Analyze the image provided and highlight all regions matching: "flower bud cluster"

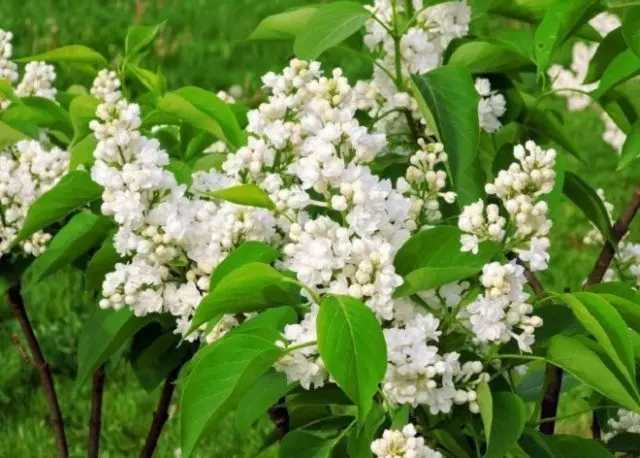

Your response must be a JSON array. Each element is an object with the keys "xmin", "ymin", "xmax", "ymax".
[
  {"xmin": 459, "ymin": 141, "xmax": 556, "ymax": 271},
  {"xmin": 15, "ymin": 61, "xmax": 57, "ymax": 100},
  {"xmin": 0, "ymin": 139, "xmax": 69, "ymax": 257},
  {"xmin": 382, "ymin": 300, "xmax": 487, "ymax": 413},
  {"xmin": 603, "ymin": 409, "xmax": 640, "ymax": 443},
  {"xmin": 462, "ymin": 261, "xmax": 542, "ymax": 352},
  {"xmin": 396, "ymin": 139, "xmax": 456, "ymax": 225},
  {"xmin": 371, "ymin": 424, "xmax": 443, "ymax": 458},
  {"xmin": 475, "ymin": 78, "xmax": 506, "ymax": 133}
]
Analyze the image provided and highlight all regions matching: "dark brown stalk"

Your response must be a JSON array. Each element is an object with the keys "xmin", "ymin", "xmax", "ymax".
[
  {"xmin": 7, "ymin": 283, "xmax": 69, "ymax": 457},
  {"xmin": 140, "ymin": 365, "xmax": 181, "ymax": 458},
  {"xmin": 585, "ymin": 187, "xmax": 640, "ymax": 287},
  {"xmin": 88, "ymin": 365, "xmax": 106, "ymax": 458},
  {"xmin": 268, "ymin": 397, "xmax": 290, "ymax": 440},
  {"xmin": 508, "ymin": 252, "xmax": 563, "ymax": 434}
]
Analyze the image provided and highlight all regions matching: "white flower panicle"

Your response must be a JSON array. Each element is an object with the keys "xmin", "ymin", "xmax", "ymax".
[
  {"xmin": 0, "ymin": 29, "xmax": 18, "ymax": 92},
  {"xmin": 0, "ymin": 139, "xmax": 69, "ymax": 257},
  {"xmin": 397, "ymin": 139, "xmax": 455, "ymax": 225},
  {"xmin": 460, "ymin": 141, "xmax": 556, "ymax": 271},
  {"xmin": 604, "ymin": 409, "xmax": 640, "ymax": 443},
  {"xmin": 15, "ymin": 61, "xmax": 57, "ymax": 100},
  {"xmin": 371, "ymin": 424, "xmax": 443, "ymax": 458},
  {"xmin": 382, "ymin": 301, "xmax": 487, "ymax": 413},
  {"xmin": 462, "ymin": 261, "xmax": 542, "ymax": 352},
  {"xmin": 476, "ymin": 78, "xmax": 506, "ymax": 133}
]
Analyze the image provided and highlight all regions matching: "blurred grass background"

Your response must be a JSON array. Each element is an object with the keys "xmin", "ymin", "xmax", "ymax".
[{"xmin": 1, "ymin": 0, "xmax": 639, "ymax": 456}]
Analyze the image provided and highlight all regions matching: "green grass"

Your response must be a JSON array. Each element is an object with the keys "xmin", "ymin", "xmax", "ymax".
[{"xmin": 1, "ymin": 0, "xmax": 640, "ymax": 456}]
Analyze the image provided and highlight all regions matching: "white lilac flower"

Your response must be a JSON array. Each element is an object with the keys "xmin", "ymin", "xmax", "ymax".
[
  {"xmin": 371, "ymin": 424, "xmax": 443, "ymax": 458},
  {"xmin": 476, "ymin": 78, "xmax": 506, "ymax": 133},
  {"xmin": 460, "ymin": 141, "xmax": 555, "ymax": 271},
  {"xmin": 383, "ymin": 301, "xmax": 486, "ymax": 413},
  {"xmin": 603, "ymin": 409, "xmax": 640, "ymax": 443},
  {"xmin": 15, "ymin": 61, "xmax": 57, "ymax": 100},
  {"xmin": 461, "ymin": 260, "xmax": 542, "ymax": 352}
]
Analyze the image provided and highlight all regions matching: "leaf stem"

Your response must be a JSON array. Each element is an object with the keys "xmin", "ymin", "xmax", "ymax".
[
  {"xmin": 285, "ymin": 340, "xmax": 317, "ymax": 353},
  {"xmin": 88, "ymin": 365, "xmax": 106, "ymax": 458}
]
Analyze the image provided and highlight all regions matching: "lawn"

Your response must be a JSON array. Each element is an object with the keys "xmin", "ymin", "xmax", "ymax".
[{"xmin": 1, "ymin": 0, "xmax": 640, "ymax": 456}]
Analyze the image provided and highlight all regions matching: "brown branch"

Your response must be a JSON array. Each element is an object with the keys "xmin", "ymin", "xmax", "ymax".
[
  {"xmin": 88, "ymin": 365, "xmax": 106, "ymax": 458},
  {"xmin": 268, "ymin": 397, "xmax": 290, "ymax": 440},
  {"xmin": 7, "ymin": 283, "xmax": 69, "ymax": 457},
  {"xmin": 140, "ymin": 364, "xmax": 182, "ymax": 458},
  {"xmin": 507, "ymin": 252, "xmax": 545, "ymax": 296},
  {"xmin": 585, "ymin": 186, "xmax": 640, "ymax": 287},
  {"xmin": 591, "ymin": 411, "xmax": 601, "ymax": 439},
  {"xmin": 507, "ymin": 252, "xmax": 564, "ymax": 434}
]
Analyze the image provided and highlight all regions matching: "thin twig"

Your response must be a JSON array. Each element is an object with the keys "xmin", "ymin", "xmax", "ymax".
[
  {"xmin": 268, "ymin": 397, "xmax": 290, "ymax": 440},
  {"xmin": 88, "ymin": 365, "xmax": 106, "ymax": 458},
  {"xmin": 507, "ymin": 253, "xmax": 545, "ymax": 296},
  {"xmin": 140, "ymin": 364, "xmax": 182, "ymax": 458},
  {"xmin": 507, "ymin": 252, "xmax": 563, "ymax": 434},
  {"xmin": 7, "ymin": 283, "xmax": 69, "ymax": 457},
  {"xmin": 585, "ymin": 187, "xmax": 640, "ymax": 287}
]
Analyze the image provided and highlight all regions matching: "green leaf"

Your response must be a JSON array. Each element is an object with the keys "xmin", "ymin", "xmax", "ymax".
[
  {"xmin": 623, "ymin": 7, "xmax": 640, "ymax": 58},
  {"xmin": 174, "ymin": 87, "xmax": 245, "ymax": 148},
  {"xmin": 519, "ymin": 92, "xmax": 583, "ymax": 161},
  {"xmin": 230, "ymin": 307, "xmax": 298, "ymax": 337},
  {"xmin": 584, "ymin": 28, "xmax": 626, "ymax": 84},
  {"xmin": 563, "ymin": 171, "xmax": 616, "ymax": 246},
  {"xmin": 431, "ymin": 430, "xmax": 472, "ymax": 458},
  {"xmin": 127, "ymin": 64, "xmax": 161, "ymax": 93},
  {"xmin": 207, "ymin": 184, "xmax": 275, "ymax": 210},
  {"xmin": 520, "ymin": 429, "xmax": 616, "ymax": 457},
  {"xmin": 167, "ymin": 159, "xmax": 192, "ymax": 186},
  {"xmin": 563, "ymin": 293, "xmax": 637, "ymax": 390},
  {"xmin": 69, "ymin": 95, "xmax": 100, "ymax": 145},
  {"xmin": 76, "ymin": 307, "xmax": 154, "ymax": 389},
  {"xmin": 192, "ymin": 152, "xmax": 226, "ymax": 172},
  {"xmin": 279, "ymin": 430, "xmax": 334, "ymax": 458},
  {"xmin": 0, "ymin": 120, "xmax": 27, "ymax": 149},
  {"xmin": 130, "ymin": 322, "xmax": 191, "ymax": 391},
  {"xmin": 10, "ymin": 97, "xmax": 72, "ymax": 137},
  {"xmin": 534, "ymin": 0, "xmax": 600, "ymax": 71},
  {"xmin": 393, "ymin": 226, "xmax": 495, "ymax": 297},
  {"xmin": 189, "ymin": 263, "xmax": 299, "ymax": 331},
  {"xmin": 23, "ymin": 212, "xmax": 113, "ymax": 285},
  {"xmin": 476, "ymin": 381, "xmax": 493, "ymax": 439},
  {"xmin": 125, "ymin": 22, "xmax": 165, "ymax": 57},
  {"xmin": 348, "ymin": 403, "xmax": 386, "ymax": 458},
  {"xmin": 607, "ymin": 432, "xmax": 640, "ymax": 454},
  {"xmin": 411, "ymin": 68, "xmax": 480, "ymax": 205},
  {"xmin": 85, "ymin": 233, "xmax": 121, "ymax": 292},
  {"xmin": 15, "ymin": 45, "xmax": 107, "ymax": 67},
  {"xmin": 447, "ymin": 40, "xmax": 534, "ymax": 73},
  {"xmin": 294, "ymin": 2, "xmax": 369, "ymax": 60},
  {"xmin": 157, "ymin": 89, "xmax": 245, "ymax": 149},
  {"xmin": 618, "ymin": 120, "xmax": 640, "ymax": 170},
  {"xmin": 546, "ymin": 335, "xmax": 640, "ymax": 412},
  {"xmin": 18, "ymin": 171, "xmax": 103, "ymax": 241},
  {"xmin": 485, "ymin": 392, "xmax": 527, "ymax": 458},
  {"xmin": 70, "ymin": 134, "xmax": 98, "ymax": 169},
  {"xmin": 209, "ymin": 241, "xmax": 280, "ymax": 291},
  {"xmin": 317, "ymin": 295, "xmax": 387, "ymax": 420},
  {"xmin": 593, "ymin": 49, "xmax": 640, "ymax": 100},
  {"xmin": 490, "ymin": 0, "xmax": 603, "ymax": 42},
  {"xmin": 235, "ymin": 369, "xmax": 296, "ymax": 433},
  {"xmin": 180, "ymin": 334, "xmax": 284, "ymax": 457},
  {"xmin": 249, "ymin": 7, "xmax": 318, "ymax": 40}
]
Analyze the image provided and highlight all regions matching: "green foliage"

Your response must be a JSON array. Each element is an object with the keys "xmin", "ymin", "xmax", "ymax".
[
  {"xmin": 294, "ymin": 2, "xmax": 370, "ymax": 60},
  {"xmin": 393, "ymin": 226, "xmax": 495, "ymax": 297},
  {"xmin": 207, "ymin": 184, "xmax": 276, "ymax": 210},
  {"xmin": 18, "ymin": 171, "xmax": 103, "ymax": 241},
  {"xmin": 411, "ymin": 68, "xmax": 481, "ymax": 205},
  {"xmin": 316, "ymin": 295, "xmax": 387, "ymax": 420}
]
